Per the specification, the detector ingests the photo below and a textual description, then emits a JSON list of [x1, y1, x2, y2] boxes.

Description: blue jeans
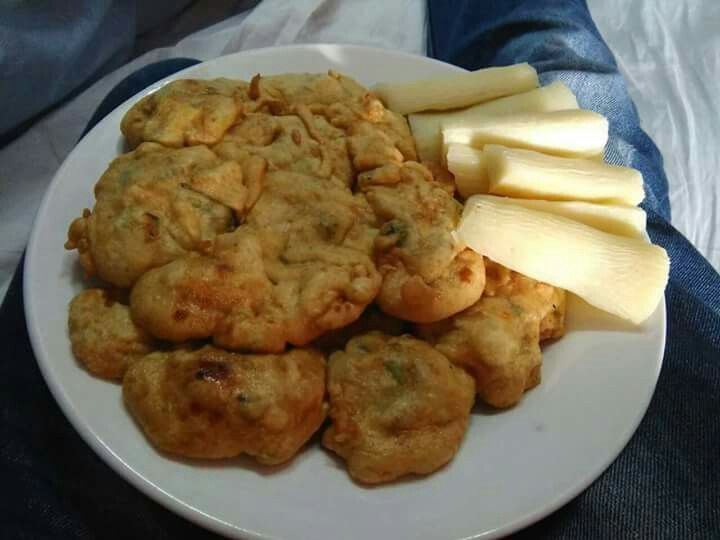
[[1, 1, 718, 538]]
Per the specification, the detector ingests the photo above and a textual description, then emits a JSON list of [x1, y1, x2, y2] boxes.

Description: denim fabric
[[0, 1, 135, 144], [0, 0, 194, 145], [2, 2, 719, 538]]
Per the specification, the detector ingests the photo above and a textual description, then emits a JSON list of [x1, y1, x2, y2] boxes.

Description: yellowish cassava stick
[[479, 196, 647, 238], [442, 109, 608, 159], [373, 63, 538, 115], [457, 195, 668, 324], [410, 81, 578, 162], [446, 144, 488, 198], [484, 144, 644, 205]]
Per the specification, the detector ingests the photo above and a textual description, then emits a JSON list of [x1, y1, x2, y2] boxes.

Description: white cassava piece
[[374, 63, 538, 115], [484, 145, 644, 205], [442, 109, 608, 159], [457, 195, 669, 324]]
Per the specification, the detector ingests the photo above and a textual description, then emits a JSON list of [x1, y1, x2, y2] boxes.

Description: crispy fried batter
[[121, 79, 248, 148], [214, 112, 353, 186], [359, 161, 485, 322], [213, 72, 416, 187], [130, 171, 382, 352], [123, 345, 326, 464], [322, 332, 475, 484], [418, 260, 566, 408], [484, 259, 566, 340], [258, 72, 368, 105], [68, 289, 155, 380], [64, 143, 247, 287]]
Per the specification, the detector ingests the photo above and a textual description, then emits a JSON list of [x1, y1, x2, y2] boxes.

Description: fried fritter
[[214, 110, 354, 186], [121, 78, 248, 148], [213, 72, 417, 187], [130, 171, 381, 352], [483, 259, 566, 340], [418, 260, 566, 408], [65, 143, 253, 288], [257, 71, 369, 106], [359, 161, 486, 323], [257, 71, 417, 163], [322, 332, 475, 484], [68, 289, 155, 380], [123, 345, 326, 464]]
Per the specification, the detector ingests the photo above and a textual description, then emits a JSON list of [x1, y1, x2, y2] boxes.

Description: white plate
[[24, 44, 665, 540]]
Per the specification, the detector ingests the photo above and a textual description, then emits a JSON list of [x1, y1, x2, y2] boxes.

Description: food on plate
[[458, 195, 669, 323], [322, 332, 475, 483], [64, 63, 668, 484], [409, 80, 578, 162], [359, 161, 486, 322], [121, 78, 249, 148], [483, 197, 647, 238], [446, 144, 489, 198], [373, 63, 539, 115], [68, 288, 156, 380], [123, 345, 327, 464], [442, 109, 608, 160], [484, 144, 645, 205], [418, 260, 565, 408], [129, 171, 381, 352], [65, 143, 240, 288]]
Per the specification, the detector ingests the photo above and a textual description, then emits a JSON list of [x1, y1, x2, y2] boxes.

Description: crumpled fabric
[[0, 0, 134, 139], [588, 0, 720, 275]]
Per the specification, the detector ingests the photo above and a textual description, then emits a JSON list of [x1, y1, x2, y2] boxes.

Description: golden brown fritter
[[121, 78, 248, 148], [68, 71, 416, 292], [483, 259, 566, 340], [213, 72, 416, 187], [322, 332, 475, 484], [359, 161, 486, 323], [214, 112, 354, 188], [417, 260, 566, 409], [64, 143, 260, 288], [123, 345, 326, 464], [257, 71, 369, 106], [68, 289, 155, 380], [129, 171, 381, 352]]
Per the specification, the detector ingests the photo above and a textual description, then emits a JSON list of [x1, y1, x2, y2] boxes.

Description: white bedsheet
[[1, 0, 717, 303], [589, 0, 720, 266]]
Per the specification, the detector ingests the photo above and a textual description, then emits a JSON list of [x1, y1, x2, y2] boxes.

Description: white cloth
[[589, 0, 720, 265], [1, 0, 718, 303]]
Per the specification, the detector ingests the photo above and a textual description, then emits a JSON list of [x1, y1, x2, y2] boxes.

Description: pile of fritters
[[66, 71, 566, 484]]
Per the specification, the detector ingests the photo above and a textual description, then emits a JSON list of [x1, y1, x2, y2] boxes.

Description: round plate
[[24, 44, 665, 540]]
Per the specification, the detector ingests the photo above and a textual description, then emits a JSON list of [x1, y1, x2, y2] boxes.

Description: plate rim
[[23, 43, 666, 540]]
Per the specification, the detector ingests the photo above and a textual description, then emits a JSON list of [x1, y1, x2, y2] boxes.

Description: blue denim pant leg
[[429, 1, 720, 538]]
